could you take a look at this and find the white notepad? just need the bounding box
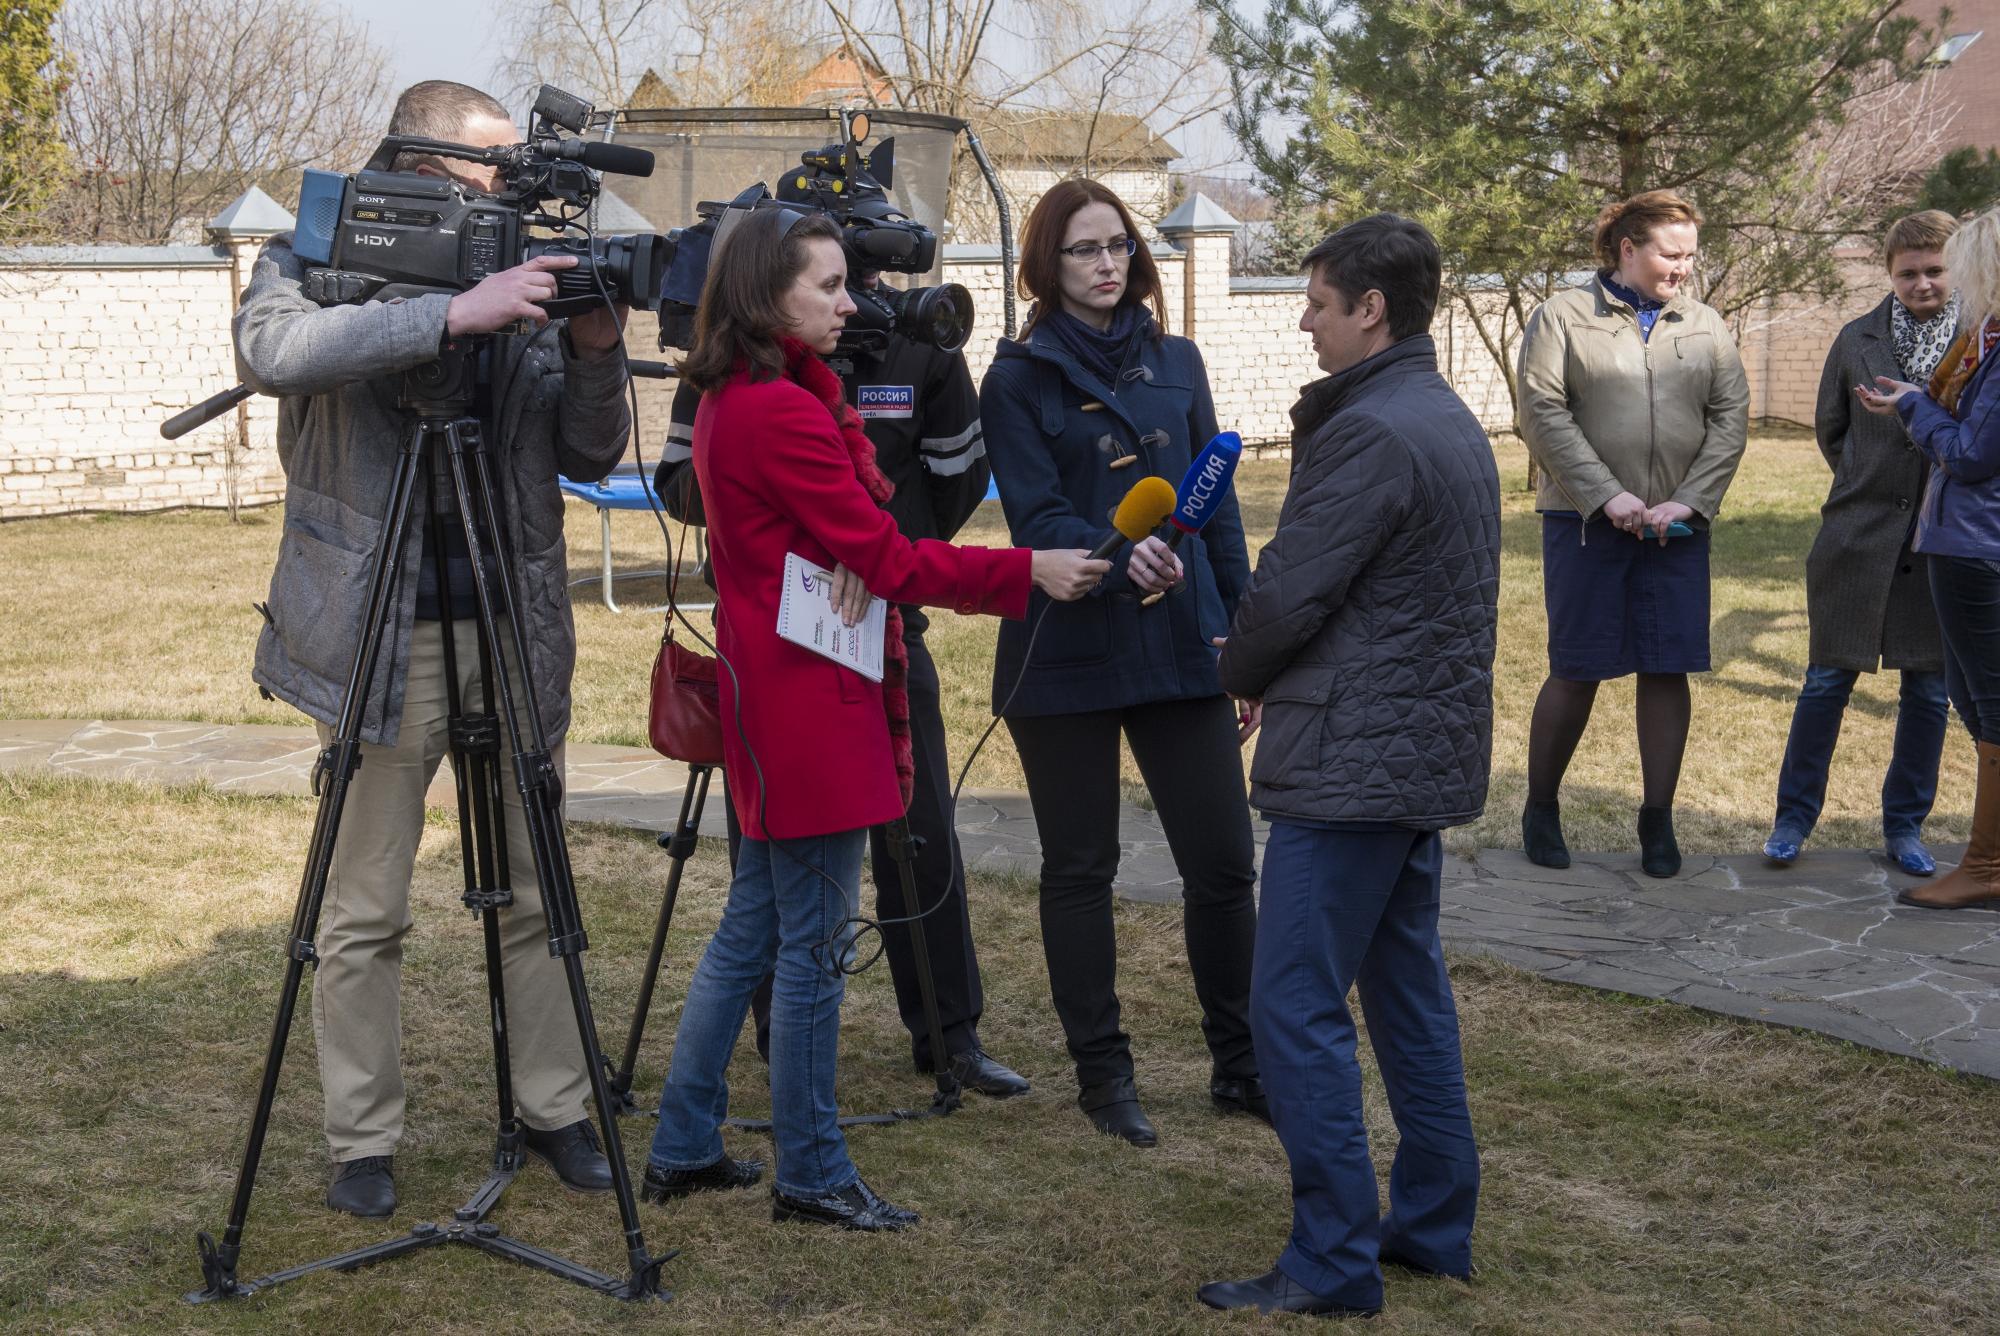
[775,551,887,683]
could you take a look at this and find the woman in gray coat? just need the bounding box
[1763,211,1956,876]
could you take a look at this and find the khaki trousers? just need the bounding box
[311,618,589,1161]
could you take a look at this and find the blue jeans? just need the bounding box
[649,828,866,1198]
[1251,822,1480,1310]
[1931,556,2000,745]
[1771,664,1948,840]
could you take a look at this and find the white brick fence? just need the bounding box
[1,219,1853,521]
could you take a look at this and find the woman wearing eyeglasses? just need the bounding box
[979,179,1263,1148]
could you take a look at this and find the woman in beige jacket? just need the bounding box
[1515,190,1751,877]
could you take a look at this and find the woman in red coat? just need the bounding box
[642,209,1105,1231]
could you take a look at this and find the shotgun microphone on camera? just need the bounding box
[562,139,656,178]
[1088,476,1177,560]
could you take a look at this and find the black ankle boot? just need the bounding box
[1639,805,1680,878]
[1078,1077,1157,1147]
[1522,798,1570,868]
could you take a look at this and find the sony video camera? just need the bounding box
[658,111,973,360]
[290,84,669,318]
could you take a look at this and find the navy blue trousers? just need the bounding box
[1252,822,1480,1309]
[1771,664,1948,841]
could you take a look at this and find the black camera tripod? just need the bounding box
[188,342,670,1305]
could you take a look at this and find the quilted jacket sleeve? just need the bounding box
[1218,411,1415,699]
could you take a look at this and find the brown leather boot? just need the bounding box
[1899,741,2000,910]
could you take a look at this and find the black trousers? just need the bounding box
[1007,694,1259,1089]
[735,621,986,1068]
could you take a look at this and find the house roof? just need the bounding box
[973,109,1178,166]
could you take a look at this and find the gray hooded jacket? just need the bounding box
[234,234,631,746]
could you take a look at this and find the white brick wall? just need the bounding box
[0,244,282,519]
[2,234,1874,519]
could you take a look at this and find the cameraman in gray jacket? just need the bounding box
[233,80,631,1219]
[1201,215,1499,1320]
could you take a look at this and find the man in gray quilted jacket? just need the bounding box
[1200,215,1500,1319]
[233,80,631,1218]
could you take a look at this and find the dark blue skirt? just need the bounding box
[1542,512,1712,680]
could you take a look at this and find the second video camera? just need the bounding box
[659,111,973,358]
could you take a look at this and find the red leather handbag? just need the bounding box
[647,624,724,764]
[646,520,725,765]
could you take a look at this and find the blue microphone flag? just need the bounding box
[1170,431,1242,534]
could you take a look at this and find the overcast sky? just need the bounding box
[340,0,1246,179]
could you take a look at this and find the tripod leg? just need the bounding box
[191,423,429,1303]
[425,461,525,1196]
[444,423,666,1299]
[884,817,963,1112]
[609,763,713,1113]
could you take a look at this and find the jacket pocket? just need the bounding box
[1246,673,1334,790]
[268,485,382,685]
[1032,591,1113,667]
[1668,330,1717,398]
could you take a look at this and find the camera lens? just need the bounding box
[907,284,972,353]
[526,232,671,315]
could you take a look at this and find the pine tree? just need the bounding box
[1204,0,1930,419]
[0,0,68,239]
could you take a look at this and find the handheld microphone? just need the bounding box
[1087,476,1176,560]
[1165,430,1244,547]
[1142,431,1243,606]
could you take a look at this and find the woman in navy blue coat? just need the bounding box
[980,179,1263,1145]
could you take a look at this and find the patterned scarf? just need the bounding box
[779,336,915,809]
[1926,314,2000,416]
[1891,293,1960,384]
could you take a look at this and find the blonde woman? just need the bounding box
[1516,190,1751,877]
[1857,207,2000,910]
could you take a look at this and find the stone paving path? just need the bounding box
[4,719,1995,1080]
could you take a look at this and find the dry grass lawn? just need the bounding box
[2,769,1997,1333]
[0,430,1978,858]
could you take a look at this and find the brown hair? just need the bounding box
[386,81,512,174]
[679,209,845,392]
[1593,189,1703,270]
[1016,178,1167,336]
[1883,209,1957,268]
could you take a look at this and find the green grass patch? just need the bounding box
[2,771,1996,1332]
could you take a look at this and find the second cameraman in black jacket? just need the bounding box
[655,269,1026,1097]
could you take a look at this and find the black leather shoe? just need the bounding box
[327,1155,395,1218]
[523,1119,613,1193]
[1210,1073,1273,1126]
[1197,1267,1377,1318]
[1638,805,1681,878]
[1523,799,1571,869]
[771,1178,919,1232]
[943,1047,1031,1099]
[1078,1077,1157,1147]
[640,1153,764,1203]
